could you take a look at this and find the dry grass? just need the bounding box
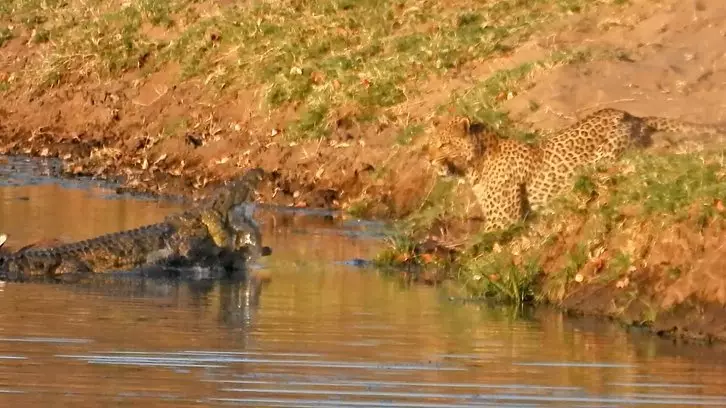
[0,0,620,140]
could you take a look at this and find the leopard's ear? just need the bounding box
[458,116,471,134]
[457,116,471,134]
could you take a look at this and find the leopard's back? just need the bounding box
[428,108,726,232]
[528,109,653,208]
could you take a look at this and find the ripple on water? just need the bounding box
[1,156,726,407]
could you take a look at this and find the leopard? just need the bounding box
[427,116,543,232]
[427,108,726,232]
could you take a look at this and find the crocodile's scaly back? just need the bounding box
[0,223,175,282]
[0,167,268,283]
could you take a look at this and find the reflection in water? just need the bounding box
[0,185,180,248]
[1,159,726,406]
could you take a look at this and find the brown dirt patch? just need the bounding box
[502,0,726,131]
[534,213,726,344]
[0,64,437,216]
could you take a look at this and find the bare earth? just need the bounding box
[2,0,726,342]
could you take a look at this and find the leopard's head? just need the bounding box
[426,116,480,176]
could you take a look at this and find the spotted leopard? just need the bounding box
[427,116,543,231]
[428,108,726,232]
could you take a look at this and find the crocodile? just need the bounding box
[0,168,271,283]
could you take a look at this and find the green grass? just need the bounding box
[0,26,13,46]
[378,149,726,304]
[571,151,726,221]
[396,123,425,145]
[398,176,461,235]
[457,252,542,304]
[0,0,613,140]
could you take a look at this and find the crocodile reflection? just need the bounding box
[69,273,269,330]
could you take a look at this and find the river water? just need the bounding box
[1,156,726,407]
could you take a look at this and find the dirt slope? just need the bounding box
[0,0,720,217]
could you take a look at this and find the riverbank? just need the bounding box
[377,149,726,344]
[1,0,726,342]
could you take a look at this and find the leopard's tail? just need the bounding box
[642,116,726,137]
[640,116,726,149]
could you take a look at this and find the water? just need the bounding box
[1,155,726,407]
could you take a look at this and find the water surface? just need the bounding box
[1,156,726,407]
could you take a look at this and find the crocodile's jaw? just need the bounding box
[226,204,266,260]
[0,234,6,249]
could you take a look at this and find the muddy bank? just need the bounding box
[380,149,726,344]
[0,119,435,219]
[543,212,726,344]
[1,0,726,345]
[384,223,726,345]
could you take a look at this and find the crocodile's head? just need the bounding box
[208,168,266,216]
[227,204,272,260]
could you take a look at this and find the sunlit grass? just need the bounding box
[0,0,611,140]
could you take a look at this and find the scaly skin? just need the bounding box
[0,168,268,283]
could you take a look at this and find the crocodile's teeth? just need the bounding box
[0,234,6,248]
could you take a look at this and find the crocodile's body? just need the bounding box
[0,168,269,283]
